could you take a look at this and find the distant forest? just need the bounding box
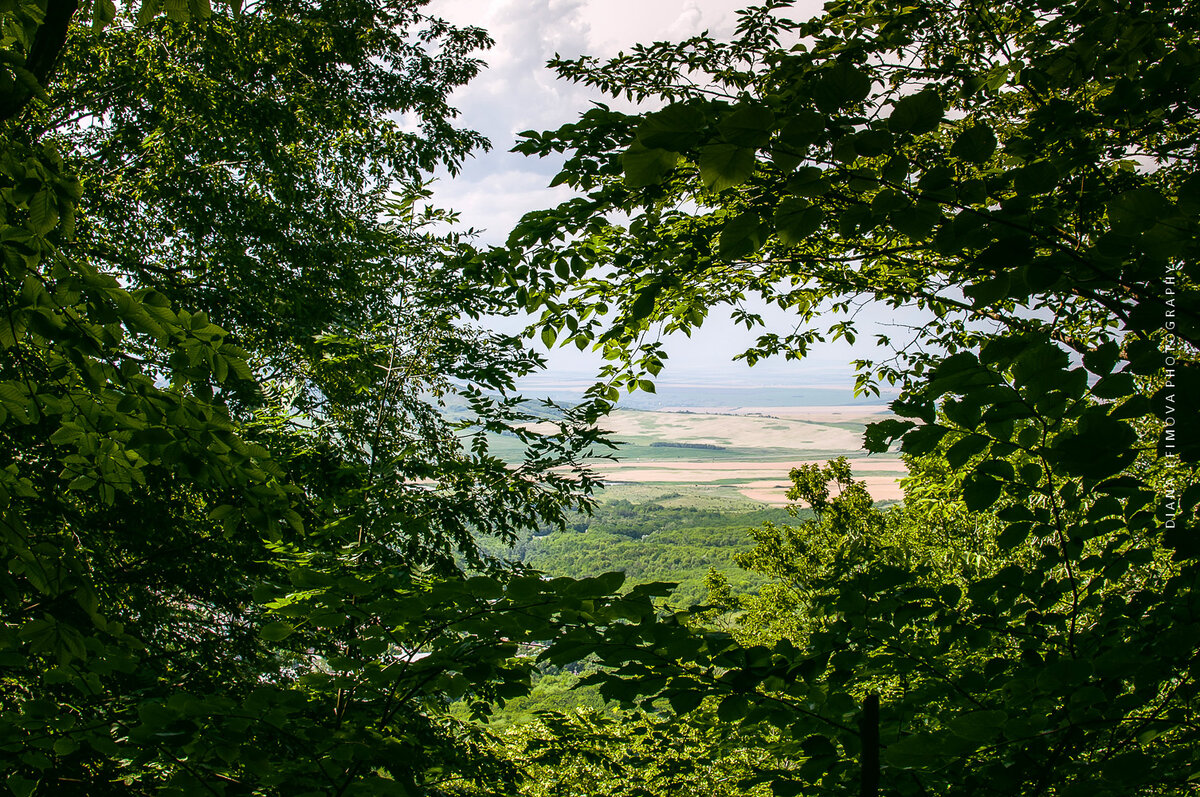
[649,441,727,450]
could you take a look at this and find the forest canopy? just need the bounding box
[2,0,1198,795]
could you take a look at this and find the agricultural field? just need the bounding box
[577,405,905,505]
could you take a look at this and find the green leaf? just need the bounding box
[1050,413,1138,479]
[717,104,775,148]
[1107,188,1172,234]
[950,124,997,163]
[813,63,872,111]
[28,188,58,235]
[49,424,83,445]
[668,690,704,715]
[1013,161,1059,195]
[164,0,189,20]
[716,694,748,722]
[901,424,948,454]
[946,434,989,468]
[863,418,915,452]
[785,167,830,197]
[888,90,944,134]
[718,212,765,260]
[92,0,117,30]
[699,143,756,190]
[136,0,161,22]
[773,198,825,245]
[963,471,1002,510]
[629,283,661,321]
[622,142,680,188]
[6,774,36,797]
[885,733,944,769]
[948,710,1008,741]
[259,621,295,642]
[590,570,626,595]
[1082,341,1121,376]
[637,103,707,151]
[1091,371,1135,399]
[890,201,941,240]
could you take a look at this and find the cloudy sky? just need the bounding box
[423,0,901,386]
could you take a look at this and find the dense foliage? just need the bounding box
[4,0,1199,794]
[482,0,1200,794]
[0,1,611,793]
[477,497,794,604]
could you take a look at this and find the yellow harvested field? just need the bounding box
[598,408,865,451]
[585,405,907,506]
[599,460,904,505]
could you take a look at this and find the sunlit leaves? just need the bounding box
[718,212,765,260]
[473,0,1197,791]
[774,198,825,245]
[699,143,756,190]
[622,141,680,187]
[26,187,57,234]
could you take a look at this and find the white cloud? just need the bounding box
[431,167,577,243]
[425,0,751,239]
[419,1,909,385]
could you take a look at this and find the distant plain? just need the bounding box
[589,406,905,505]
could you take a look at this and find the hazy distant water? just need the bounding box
[513,379,896,411]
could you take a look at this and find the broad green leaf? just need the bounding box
[785,166,830,197]
[1050,414,1137,478]
[885,733,945,769]
[950,124,997,163]
[93,0,117,30]
[717,104,775,148]
[813,63,872,111]
[963,471,1002,510]
[948,710,1008,741]
[890,201,941,239]
[5,774,36,797]
[259,621,295,642]
[901,424,949,454]
[622,141,680,187]
[699,143,756,190]
[946,434,989,468]
[888,90,944,134]
[1107,187,1172,234]
[637,103,707,151]
[668,690,704,715]
[718,212,765,260]
[1013,161,1059,195]
[773,197,825,245]
[28,188,58,235]
[137,0,162,23]
[629,283,661,321]
[863,418,915,452]
[164,0,189,20]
